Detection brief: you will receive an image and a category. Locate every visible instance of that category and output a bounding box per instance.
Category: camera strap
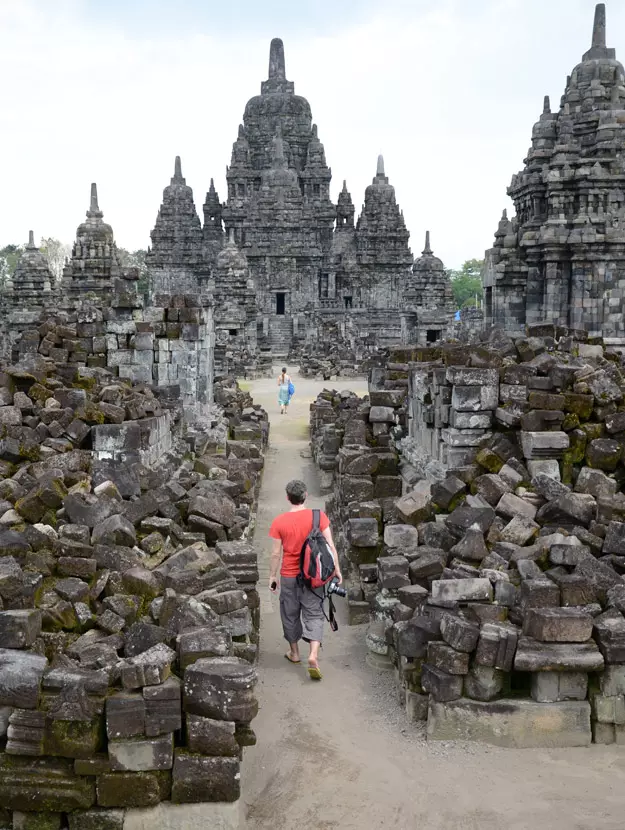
[304,582,339,632]
[323,584,339,632]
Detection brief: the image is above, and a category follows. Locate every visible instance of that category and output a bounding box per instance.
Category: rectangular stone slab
[123,801,240,830]
[0,755,95,811]
[523,608,593,643]
[431,578,493,603]
[427,698,591,747]
[108,734,174,771]
[514,637,604,672]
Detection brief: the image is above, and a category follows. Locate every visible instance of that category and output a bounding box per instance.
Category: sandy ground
[240,369,625,830]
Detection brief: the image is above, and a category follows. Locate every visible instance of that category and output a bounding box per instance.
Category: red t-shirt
[269,509,330,577]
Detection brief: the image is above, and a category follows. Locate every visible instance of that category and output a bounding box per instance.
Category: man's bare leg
[286,641,300,662]
[308,641,320,668]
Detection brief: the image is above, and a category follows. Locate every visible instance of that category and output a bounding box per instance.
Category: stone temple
[1,38,458,373]
[217,37,455,356]
[484,3,625,344]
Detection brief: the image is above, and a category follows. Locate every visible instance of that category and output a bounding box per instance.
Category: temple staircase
[267,315,293,359]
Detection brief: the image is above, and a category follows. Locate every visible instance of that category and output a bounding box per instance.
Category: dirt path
[240,369,625,830]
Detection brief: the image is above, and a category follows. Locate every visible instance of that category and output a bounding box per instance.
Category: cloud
[0,0,624,268]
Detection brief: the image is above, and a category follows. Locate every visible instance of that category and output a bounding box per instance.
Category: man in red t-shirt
[269,479,341,680]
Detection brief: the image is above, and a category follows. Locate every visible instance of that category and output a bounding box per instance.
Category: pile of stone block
[14,291,214,420]
[309,384,409,625]
[0,337,269,825]
[359,324,625,746]
[309,389,366,491]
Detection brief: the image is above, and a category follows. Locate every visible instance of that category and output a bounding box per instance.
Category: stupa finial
[90,183,99,213]
[28,230,36,249]
[268,38,286,81]
[583,3,614,60]
[592,3,606,49]
[423,230,432,255]
[543,95,551,114]
[376,155,385,177]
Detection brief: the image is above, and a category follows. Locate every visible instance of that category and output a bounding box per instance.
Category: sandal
[307,665,322,680]
[284,654,300,664]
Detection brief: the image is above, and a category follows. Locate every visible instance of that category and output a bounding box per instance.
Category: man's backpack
[299,509,336,590]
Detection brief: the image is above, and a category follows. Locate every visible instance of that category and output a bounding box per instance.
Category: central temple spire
[268,38,286,80]
[592,3,606,49]
[171,155,187,185]
[261,37,294,94]
[582,3,615,61]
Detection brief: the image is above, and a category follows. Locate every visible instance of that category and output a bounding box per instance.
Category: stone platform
[427,698,592,748]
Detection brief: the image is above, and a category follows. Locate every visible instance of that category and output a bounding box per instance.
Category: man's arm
[269,537,283,591]
[322,526,343,583]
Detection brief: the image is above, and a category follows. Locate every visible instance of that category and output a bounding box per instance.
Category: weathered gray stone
[108,734,174,772]
[0,649,47,709]
[427,699,591,747]
[431,578,493,604]
[514,637,604,672]
[523,608,593,643]
[171,751,239,803]
[463,665,505,702]
[531,671,588,703]
[183,657,257,722]
[421,664,463,701]
[439,614,479,653]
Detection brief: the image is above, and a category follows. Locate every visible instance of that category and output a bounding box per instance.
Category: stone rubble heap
[309,356,410,624]
[311,326,625,746]
[0,334,269,827]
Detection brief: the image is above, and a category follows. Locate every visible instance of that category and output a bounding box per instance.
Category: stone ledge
[124,800,241,829]
[426,698,591,748]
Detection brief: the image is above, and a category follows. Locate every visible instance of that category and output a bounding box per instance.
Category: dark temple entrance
[276,292,286,315]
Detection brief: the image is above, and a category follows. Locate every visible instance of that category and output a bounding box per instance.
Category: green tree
[40,237,71,284]
[447,258,484,309]
[0,244,23,287]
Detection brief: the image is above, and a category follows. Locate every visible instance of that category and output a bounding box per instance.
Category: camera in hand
[327,577,347,598]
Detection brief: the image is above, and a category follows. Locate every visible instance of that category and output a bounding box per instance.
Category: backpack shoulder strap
[312,508,320,531]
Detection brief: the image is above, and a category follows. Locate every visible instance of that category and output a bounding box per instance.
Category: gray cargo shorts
[279,576,325,644]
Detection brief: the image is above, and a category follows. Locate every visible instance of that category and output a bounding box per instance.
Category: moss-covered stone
[11,810,62,829]
[580,422,604,442]
[96,771,169,808]
[73,376,97,391]
[475,447,504,473]
[563,392,594,420]
[586,438,622,471]
[45,718,103,760]
[562,413,580,431]
[75,405,106,426]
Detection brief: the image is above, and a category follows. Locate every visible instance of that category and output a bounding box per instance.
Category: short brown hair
[286,480,307,505]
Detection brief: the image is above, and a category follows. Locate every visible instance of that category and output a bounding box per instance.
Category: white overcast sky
[1,0,624,268]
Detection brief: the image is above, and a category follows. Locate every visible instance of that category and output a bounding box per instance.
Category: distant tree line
[447,258,484,310]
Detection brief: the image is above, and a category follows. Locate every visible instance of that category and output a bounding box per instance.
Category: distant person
[277,367,291,415]
[269,479,342,680]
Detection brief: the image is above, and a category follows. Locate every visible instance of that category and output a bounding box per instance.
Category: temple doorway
[276,292,286,315]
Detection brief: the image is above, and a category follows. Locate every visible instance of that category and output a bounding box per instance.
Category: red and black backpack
[299,509,336,590]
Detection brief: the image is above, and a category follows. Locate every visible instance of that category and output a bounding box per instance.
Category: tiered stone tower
[202,177,225,267]
[323,156,413,346]
[2,231,55,358]
[402,231,455,345]
[61,183,122,307]
[221,38,335,354]
[484,3,625,341]
[147,156,205,296]
[213,229,258,373]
